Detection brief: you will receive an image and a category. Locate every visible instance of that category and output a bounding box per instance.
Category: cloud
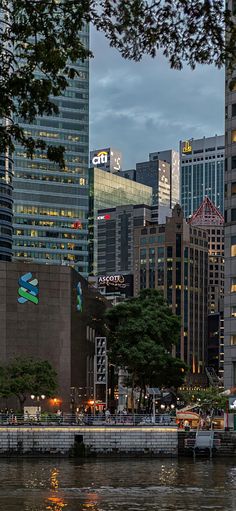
[90,28,224,169]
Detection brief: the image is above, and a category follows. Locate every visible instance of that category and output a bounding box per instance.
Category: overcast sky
[90,28,224,170]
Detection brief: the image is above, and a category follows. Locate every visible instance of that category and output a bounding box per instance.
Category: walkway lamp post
[30,394,45,416]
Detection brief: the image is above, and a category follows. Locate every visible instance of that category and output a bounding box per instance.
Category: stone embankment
[0,425,177,457]
[2,426,236,457]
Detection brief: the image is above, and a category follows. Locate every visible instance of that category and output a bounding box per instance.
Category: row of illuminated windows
[14,217,87,227]
[14,251,79,262]
[15,151,87,165]
[14,172,87,186]
[24,130,88,143]
[14,161,86,175]
[14,205,87,218]
[15,229,82,240]
[14,240,78,250]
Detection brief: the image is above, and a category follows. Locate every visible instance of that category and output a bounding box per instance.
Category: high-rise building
[0,153,13,261]
[189,197,224,376]
[12,26,89,275]
[90,147,122,173]
[89,167,153,275]
[224,0,236,388]
[149,149,180,207]
[135,159,171,207]
[134,205,209,373]
[180,135,224,218]
[97,204,153,276]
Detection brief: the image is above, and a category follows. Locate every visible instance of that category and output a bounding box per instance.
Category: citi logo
[18,272,39,305]
[92,151,108,165]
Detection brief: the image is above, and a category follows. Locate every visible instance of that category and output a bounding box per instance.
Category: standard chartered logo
[17,272,39,305]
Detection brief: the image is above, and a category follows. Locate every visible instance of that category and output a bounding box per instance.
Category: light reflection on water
[0,458,236,510]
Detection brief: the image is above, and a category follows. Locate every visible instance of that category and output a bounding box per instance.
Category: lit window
[231,307,236,318]
[231,335,236,345]
[231,236,236,256]
[232,131,236,143]
[231,278,236,292]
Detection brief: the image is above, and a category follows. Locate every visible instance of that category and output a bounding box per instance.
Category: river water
[0,458,235,511]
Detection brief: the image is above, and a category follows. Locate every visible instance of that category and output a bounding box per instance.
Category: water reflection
[0,459,235,510]
[46,497,67,511]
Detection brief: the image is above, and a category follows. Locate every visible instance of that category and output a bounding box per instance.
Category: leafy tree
[179,387,227,410]
[0,1,233,163]
[105,289,187,409]
[0,358,58,412]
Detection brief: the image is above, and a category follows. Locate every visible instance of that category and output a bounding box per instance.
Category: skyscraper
[180,135,224,218]
[133,205,209,373]
[89,167,152,274]
[149,149,180,207]
[0,153,13,261]
[12,27,89,275]
[224,0,236,388]
[189,197,224,376]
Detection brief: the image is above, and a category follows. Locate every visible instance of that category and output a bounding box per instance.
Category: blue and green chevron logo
[18,272,39,305]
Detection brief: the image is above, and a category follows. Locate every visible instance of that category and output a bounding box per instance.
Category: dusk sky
[90,28,225,170]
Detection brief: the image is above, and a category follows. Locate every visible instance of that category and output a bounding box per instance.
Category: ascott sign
[98,274,134,297]
[98,275,126,286]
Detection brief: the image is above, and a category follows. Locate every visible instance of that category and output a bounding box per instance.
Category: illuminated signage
[72,221,82,229]
[18,272,39,305]
[92,151,108,165]
[97,214,111,220]
[182,140,192,154]
[98,275,125,286]
[76,282,83,312]
[113,155,121,171]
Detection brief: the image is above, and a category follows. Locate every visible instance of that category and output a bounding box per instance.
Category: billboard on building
[90,148,122,173]
[97,274,133,297]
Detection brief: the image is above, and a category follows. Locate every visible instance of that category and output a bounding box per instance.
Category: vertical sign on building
[94,337,107,411]
[95,337,107,383]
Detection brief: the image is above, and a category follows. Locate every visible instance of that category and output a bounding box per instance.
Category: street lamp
[30,394,46,417]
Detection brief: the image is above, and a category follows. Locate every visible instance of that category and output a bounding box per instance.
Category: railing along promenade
[0,413,176,427]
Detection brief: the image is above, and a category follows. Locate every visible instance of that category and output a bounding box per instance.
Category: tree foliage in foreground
[105,289,188,392]
[179,387,227,410]
[0,1,234,164]
[0,358,58,412]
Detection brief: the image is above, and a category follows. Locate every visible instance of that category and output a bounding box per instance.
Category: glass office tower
[180,135,224,218]
[89,167,153,274]
[0,153,14,261]
[12,27,89,275]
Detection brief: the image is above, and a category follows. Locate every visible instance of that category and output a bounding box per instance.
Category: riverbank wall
[2,427,236,457]
[179,431,236,457]
[0,426,178,457]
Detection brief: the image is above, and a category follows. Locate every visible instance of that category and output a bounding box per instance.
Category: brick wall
[0,426,178,457]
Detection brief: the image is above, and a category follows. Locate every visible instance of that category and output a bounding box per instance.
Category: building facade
[149,149,180,207]
[97,204,153,276]
[224,0,236,388]
[180,135,224,218]
[0,153,13,261]
[89,167,152,275]
[128,159,171,208]
[134,205,209,373]
[12,27,89,275]
[90,147,122,173]
[189,197,224,376]
[0,261,108,411]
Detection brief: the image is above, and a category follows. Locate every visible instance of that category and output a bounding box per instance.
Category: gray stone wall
[0,426,178,457]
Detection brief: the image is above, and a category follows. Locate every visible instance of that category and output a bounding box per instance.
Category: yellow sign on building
[182,140,192,154]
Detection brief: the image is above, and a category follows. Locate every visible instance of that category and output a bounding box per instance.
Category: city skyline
[90,28,224,170]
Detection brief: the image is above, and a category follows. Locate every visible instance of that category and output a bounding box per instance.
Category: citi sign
[92,150,108,165]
